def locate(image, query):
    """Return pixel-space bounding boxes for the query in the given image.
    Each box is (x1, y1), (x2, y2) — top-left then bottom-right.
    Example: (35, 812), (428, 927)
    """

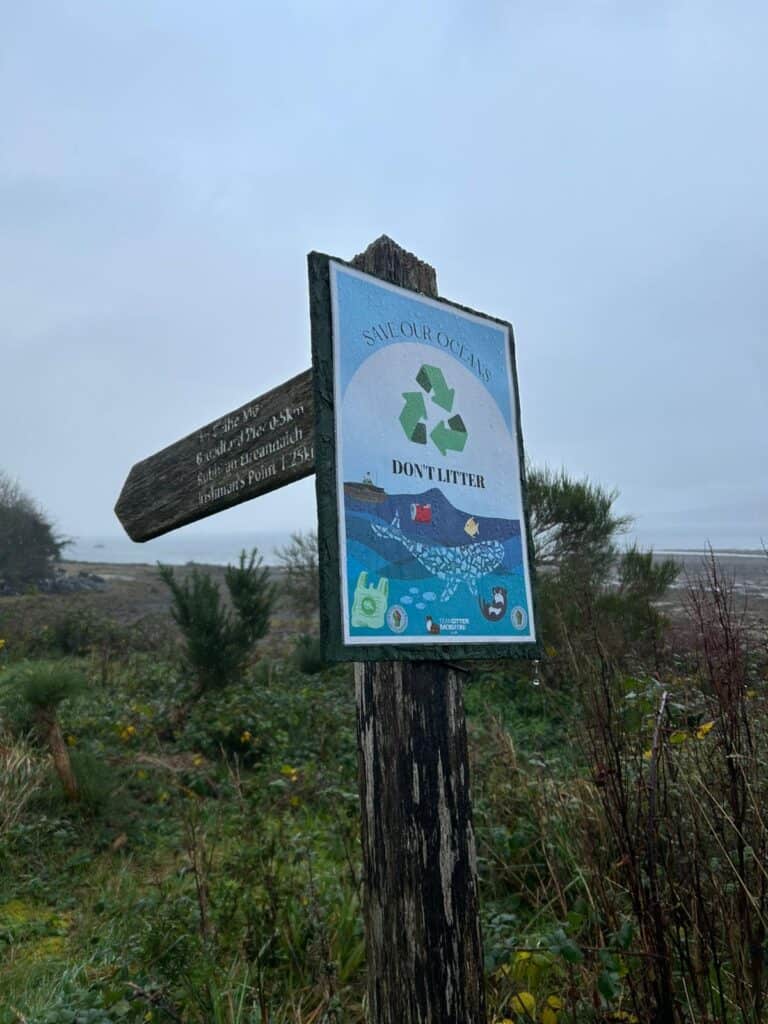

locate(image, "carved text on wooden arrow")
(115, 369), (314, 542)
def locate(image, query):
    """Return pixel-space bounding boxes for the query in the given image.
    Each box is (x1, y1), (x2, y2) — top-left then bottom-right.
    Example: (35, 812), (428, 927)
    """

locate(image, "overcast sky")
(2, 1), (765, 554)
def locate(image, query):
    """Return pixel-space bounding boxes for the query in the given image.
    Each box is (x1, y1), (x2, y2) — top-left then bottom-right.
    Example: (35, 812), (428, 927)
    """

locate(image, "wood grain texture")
(115, 370), (315, 541)
(346, 237), (487, 1024)
(356, 660), (486, 1024)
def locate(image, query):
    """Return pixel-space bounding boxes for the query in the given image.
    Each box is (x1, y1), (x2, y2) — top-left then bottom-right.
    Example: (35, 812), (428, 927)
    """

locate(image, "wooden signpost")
(115, 370), (314, 541)
(116, 236), (536, 1024)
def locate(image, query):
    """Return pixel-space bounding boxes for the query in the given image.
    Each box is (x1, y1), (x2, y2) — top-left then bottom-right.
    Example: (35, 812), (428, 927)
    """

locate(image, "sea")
(63, 531), (300, 567)
(62, 523), (765, 568)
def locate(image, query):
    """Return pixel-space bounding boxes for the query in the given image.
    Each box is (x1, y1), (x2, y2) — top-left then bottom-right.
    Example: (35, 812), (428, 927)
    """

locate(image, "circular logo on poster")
(387, 605), (408, 634)
(511, 606), (528, 630)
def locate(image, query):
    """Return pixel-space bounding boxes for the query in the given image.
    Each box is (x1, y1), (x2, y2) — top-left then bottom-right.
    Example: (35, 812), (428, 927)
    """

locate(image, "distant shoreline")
(58, 546), (766, 570)
(655, 549), (766, 559)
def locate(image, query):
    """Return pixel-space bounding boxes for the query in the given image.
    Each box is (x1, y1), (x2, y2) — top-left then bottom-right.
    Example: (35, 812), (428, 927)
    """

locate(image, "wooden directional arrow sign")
(115, 369), (314, 542)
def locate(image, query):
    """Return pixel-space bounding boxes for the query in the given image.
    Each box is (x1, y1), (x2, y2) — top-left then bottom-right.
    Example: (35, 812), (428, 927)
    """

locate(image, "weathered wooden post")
(347, 239), (486, 1023)
(116, 235), (537, 1024)
(309, 237), (536, 1022)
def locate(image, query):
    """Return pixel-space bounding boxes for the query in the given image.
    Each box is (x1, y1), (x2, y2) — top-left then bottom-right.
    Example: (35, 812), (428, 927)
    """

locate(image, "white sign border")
(329, 259), (536, 647)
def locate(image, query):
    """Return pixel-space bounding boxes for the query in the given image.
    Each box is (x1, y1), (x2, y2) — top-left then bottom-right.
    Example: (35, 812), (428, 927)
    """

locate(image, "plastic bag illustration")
(351, 571), (389, 629)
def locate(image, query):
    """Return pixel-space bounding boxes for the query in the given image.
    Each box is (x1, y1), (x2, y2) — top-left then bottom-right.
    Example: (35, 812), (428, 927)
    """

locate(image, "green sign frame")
(308, 250), (539, 663)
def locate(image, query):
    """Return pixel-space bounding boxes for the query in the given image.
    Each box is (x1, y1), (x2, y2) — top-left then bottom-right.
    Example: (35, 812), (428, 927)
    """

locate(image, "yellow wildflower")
(281, 764), (299, 782)
(542, 994), (563, 1022)
(643, 749), (652, 761)
(240, 730), (252, 743)
(192, 754), (204, 767)
(66, 734), (77, 747)
(509, 991), (535, 1016)
(696, 721), (715, 740)
(0, 639), (6, 650)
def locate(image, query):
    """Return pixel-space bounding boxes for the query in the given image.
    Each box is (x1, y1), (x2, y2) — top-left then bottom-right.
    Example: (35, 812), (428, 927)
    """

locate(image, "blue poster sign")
(319, 259), (536, 652)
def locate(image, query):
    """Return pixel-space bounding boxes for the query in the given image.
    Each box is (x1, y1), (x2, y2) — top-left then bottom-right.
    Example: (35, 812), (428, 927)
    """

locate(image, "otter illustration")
(479, 586), (508, 622)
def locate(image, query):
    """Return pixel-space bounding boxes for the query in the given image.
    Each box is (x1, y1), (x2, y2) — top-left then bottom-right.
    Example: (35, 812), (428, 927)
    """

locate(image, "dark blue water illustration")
(343, 484), (531, 641)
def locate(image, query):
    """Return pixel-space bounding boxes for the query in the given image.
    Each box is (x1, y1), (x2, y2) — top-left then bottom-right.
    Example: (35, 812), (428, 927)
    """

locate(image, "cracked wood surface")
(356, 660), (485, 1023)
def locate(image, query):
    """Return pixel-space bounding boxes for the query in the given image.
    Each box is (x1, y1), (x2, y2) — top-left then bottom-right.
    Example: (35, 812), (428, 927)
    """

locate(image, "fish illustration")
(371, 511), (504, 601)
(464, 516), (479, 538)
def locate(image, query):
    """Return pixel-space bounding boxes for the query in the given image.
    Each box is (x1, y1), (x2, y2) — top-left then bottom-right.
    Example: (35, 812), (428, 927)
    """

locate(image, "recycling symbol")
(399, 364), (468, 455)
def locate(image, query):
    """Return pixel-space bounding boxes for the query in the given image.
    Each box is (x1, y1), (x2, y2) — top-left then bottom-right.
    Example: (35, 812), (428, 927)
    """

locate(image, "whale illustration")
(371, 511), (504, 601)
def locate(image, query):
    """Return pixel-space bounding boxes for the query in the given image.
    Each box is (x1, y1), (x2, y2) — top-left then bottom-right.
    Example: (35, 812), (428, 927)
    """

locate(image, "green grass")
(0, 640), (588, 1023)
(0, 650), (366, 1023)
(2, 592), (766, 1023)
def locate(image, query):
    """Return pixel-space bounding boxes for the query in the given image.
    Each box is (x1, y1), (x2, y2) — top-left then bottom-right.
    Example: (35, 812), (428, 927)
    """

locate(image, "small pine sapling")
(159, 548), (275, 700)
(225, 548), (275, 648)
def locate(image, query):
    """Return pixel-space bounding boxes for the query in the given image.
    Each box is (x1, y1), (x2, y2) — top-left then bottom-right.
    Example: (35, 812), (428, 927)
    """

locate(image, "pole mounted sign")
(116, 236), (537, 1023)
(309, 253), (536, 661)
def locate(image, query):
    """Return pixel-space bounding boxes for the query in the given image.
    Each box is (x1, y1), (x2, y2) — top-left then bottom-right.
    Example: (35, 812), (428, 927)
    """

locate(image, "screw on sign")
(115, 235), (538, 1024)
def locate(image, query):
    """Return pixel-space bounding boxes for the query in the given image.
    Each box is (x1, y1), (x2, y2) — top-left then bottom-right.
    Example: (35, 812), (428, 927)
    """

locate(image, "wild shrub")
(1, 660), (86, 801)
(293, 633), (325, 675)
(565, 554), (768, 1021)
(0, 730), (47, 837)
(526, 464), (632, 580)
(475, 550), (768, 1022)
(182, 658), (356, 770)
(0, 471), (67, 589)
(598, 545), (680, 668)
(274, 530), (319, 627)
(158, 549), (275, 699)
(527, 466), (679, 673)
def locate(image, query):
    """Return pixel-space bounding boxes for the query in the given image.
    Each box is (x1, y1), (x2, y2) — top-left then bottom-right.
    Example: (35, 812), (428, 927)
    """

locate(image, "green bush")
(274, 531), (319, 626)
(158, 549), (275, 699)
(2, 659), (86, 712)
(526, 464), (632, 580)
(0, 472), (67, 588)
(526, 465), (679, 669)
(292, 634), (325, 675)
(1, 660), (87, 801)
(181, 660), (356, 770)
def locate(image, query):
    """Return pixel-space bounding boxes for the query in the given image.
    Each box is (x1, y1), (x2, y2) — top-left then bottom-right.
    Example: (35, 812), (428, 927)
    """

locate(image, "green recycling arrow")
(416, 364), (455, 412)
(399, 391), (427, 444)
(398, 366), (468, 451)
(430, 414), (468, 455)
